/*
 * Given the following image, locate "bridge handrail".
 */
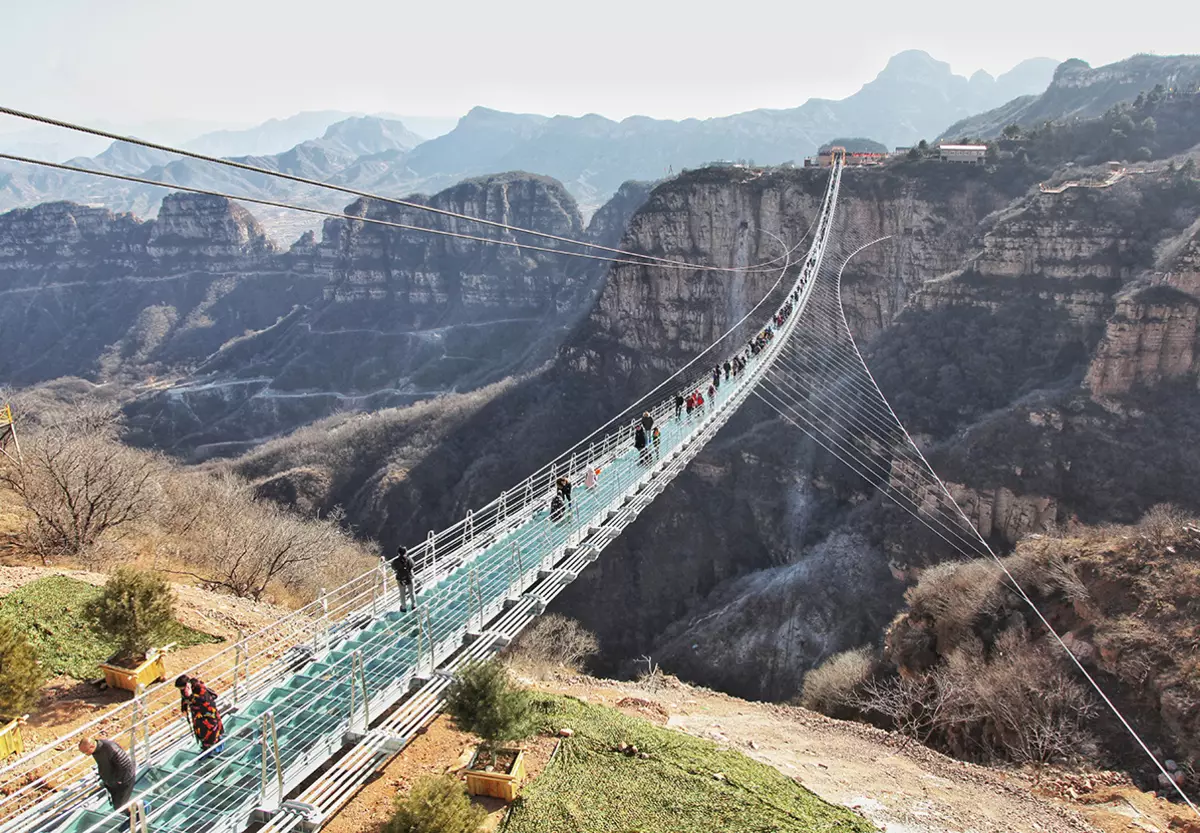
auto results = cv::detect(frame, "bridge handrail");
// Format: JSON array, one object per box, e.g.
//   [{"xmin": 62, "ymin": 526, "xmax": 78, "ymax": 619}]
[{"xmin": 0, "ymin": 161, "xmax": 843, "ymax": 830}]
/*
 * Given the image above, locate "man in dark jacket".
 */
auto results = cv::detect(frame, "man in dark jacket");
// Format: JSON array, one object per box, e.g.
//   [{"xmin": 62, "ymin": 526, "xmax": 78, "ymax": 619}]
[
  {"xmin": 80, "ymin": 736, "xmax": 135, "ymax": 811},
  {"xmin": 391, "ymin": 546, "xmax": 417, "ymax": 611}
]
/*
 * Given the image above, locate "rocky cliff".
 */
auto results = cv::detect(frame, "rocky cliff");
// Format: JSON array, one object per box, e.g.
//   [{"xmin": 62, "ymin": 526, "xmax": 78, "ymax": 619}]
[{"xmin": 0, "ymin": 175, "xmax": 653, "ymax": 456}]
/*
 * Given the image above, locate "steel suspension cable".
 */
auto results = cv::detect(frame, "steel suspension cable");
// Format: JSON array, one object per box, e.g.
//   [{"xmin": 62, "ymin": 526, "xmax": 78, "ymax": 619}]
[
  {"xmin": 0, "ymin": 105, "xmax": 785, "ymax": 274},
  {"xmin": 0, "ymin": 152, "xmax": 760, "ymax": 272},
  {"xmin": 760, "ymin": 233, "xmax": 1199, "ymax": 813}
]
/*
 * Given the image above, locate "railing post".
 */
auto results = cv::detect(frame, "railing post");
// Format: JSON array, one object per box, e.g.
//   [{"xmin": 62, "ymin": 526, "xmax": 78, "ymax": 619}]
[
  {"xmin": 128, "ymin": 686, "xmax": 142, "ymax": 771},
  {"xmin": 470, "ymin": 566, "xmax": 483, "ymax": 632},
  {"xmin": 233, "ymin": 630, "xmax": 245, "ymax": 705},
  {"xmin": 416, "ymin": 607, "xmax": 428, "ymax": 676},
  {"xmin": 465, "ymin": 509, "xmax": 474, "ymax": 545},
  {"xmin": 351, "ymin": 650, "xmax": 370, "ymax": 730},
  {"xmin": 426, "ymin": 529, "xmax": 436, "ymax": 576},
  {"xmin": 499, "ymin": 490, "xmax": 507, "ymax": 523},
  {"xmin": 319, "ymin": 588, "xmax": 329, "ymax": 654}
]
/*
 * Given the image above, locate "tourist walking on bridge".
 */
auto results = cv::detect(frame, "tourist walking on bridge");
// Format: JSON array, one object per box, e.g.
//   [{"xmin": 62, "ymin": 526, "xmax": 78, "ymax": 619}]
[
  {"xmin": 176, "ymin": 676, "xmax": 224, "ymax": 755},
  {"xmin": 641, "ymin": 410, "xmax": 654, "ymax": 433},
  {"xmin": 80, "ymin": 736, "xmax": 135, "ymax": 814},
  {"xmin": 674, "ymin": 393, "xmax": 684, "ymax": 419},
  {"xmin": 391, "ymin": 546, "xmax": 418, "ymax": 611},
  {"xmin": 634, "ymin": 423, "xmax": 649, "ymax": 465}
]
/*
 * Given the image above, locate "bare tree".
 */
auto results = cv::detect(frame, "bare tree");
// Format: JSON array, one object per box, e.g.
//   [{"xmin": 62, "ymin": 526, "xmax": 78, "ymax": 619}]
[
  {"xmin": 171, "ymin": 476, "xmax": 349, "ymax": 600},
  {"xmin": 0, "ymin": 433, "xmax": 158, "ymax": 562},
  {"xmin": 855, "ymin": 672, "xmax": 954, "ymax": 749},
  {"xmin": 508, "ymin": 614, "xmax": 599, "ymax": 674},
  {"xmin": 971, "ymin": 639, "xmax": 1098, "ymax": 778}
]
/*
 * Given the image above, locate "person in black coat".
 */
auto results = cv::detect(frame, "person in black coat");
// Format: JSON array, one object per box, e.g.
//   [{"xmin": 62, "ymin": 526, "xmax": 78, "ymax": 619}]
[
  {"xmin": 390, "ymin": 546, "xmax": 417, "ymax": 611},
  {"xmin": 80, "ymin": 737, "xmax": 135, "ymax": 811}
]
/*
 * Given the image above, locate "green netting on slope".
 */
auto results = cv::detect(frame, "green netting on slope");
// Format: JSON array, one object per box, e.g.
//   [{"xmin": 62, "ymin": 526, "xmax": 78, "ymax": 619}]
[{"xmin": 501, "ymin": 696, "xmax": 876, "ymax": 833}]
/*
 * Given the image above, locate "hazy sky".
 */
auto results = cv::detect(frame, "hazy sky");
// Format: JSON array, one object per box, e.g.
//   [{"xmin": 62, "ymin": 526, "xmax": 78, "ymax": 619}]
[{"xmin": 1, "ymin": 0, "xmax": 1196, "ymax": 129}]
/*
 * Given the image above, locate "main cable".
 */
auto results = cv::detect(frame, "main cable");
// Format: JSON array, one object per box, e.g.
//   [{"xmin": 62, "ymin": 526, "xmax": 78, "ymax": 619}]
[
  {"xmin": 0, "ymin": 152, "xmax": 759, "ymax": 272},
  {"xmin": 0, "ymin": 105, "xmax": 783, "ymax": 274},
  {"xmin": 757, "ymin": 234, "xmax": 1199, "ymax": 814}
]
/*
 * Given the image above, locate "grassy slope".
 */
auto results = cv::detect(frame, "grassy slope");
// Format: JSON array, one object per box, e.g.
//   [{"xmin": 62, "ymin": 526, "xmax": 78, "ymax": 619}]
[
  {"xmin": 0, "ymin": 576, "xmax": 220, "ymax": 679},
  {"xmin": 501, "ymin": 695, "xmax": 876, "ymax": 833}
]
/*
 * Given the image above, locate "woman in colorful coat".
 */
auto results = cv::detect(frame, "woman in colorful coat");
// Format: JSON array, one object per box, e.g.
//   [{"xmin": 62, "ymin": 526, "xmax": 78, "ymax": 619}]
[{"xmin": 175, "ymin": 675, "xmax": 224, "ymax": 753}]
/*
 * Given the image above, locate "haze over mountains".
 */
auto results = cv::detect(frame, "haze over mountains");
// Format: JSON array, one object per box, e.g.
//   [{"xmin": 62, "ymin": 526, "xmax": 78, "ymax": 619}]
[
  {"xmin": 0, "ymin": 50, "xmax": 1057, "ymax": 239},
  {"xmin": 942, "ymin": 53, "xmax": 1200, "ymax": 138}
]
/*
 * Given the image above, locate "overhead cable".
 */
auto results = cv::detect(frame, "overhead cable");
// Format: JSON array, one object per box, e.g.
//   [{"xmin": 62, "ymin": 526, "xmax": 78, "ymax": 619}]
[{"xmin": 0, "ymin": 105, "xmax": 784, "ymax": 274}]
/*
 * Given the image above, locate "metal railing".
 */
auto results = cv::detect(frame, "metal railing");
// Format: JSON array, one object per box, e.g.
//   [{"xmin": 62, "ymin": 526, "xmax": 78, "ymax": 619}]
[{"xmin": 3, "ymin": 160, "xmax": 844, "ymax": 833}]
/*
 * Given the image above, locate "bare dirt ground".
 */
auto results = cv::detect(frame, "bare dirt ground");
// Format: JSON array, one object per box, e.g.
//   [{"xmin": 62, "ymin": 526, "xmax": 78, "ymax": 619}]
[
  {"xmin": 329, "ymin": 667, "xmax": 1191, "ymax": 833},
  {"xmin": 320, "ymin": 714, "xmax": 559, "ymax": 833},
  {"xmin": 536, "ymin": 674, "xmax": 1199, "ymax": 833},
  {"xmin": 0, "ymin": 563, "xmax": 290, "ymax": 744}
]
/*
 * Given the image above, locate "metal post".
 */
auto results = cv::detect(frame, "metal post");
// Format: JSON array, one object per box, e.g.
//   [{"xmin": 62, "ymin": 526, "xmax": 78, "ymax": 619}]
[
  {"xmin": 509, "ymin": 542, "xmax": 520, "ymax": 599},
  {"xmin": 128, "ymin": 686, "xmax": 142, "ymax": 771},
  {"xmin": 416, "ymin": 608, "xmax": 427, "ymax": 676},
  {"xmin": 426, "ymin": 530, "xmax": 436, "ymax": 577},
  {"xmin": 465, "ymin": 509, "xmax": 474, "ymax": 545},
  {"xmin": 470, "ymin": 565, "xmax": 483, "ymax": 632},
  {"xmin": 319, "ymin": 588, "xmax": 329, "ymax": 653},
  {"xmin": 268, "ymin": 712, "xmax": 283, "ymax": 804},
  {"xmin": 234, "ymin": 630, "xmax": 245, "ymax": 705},
  {"xmin": 499, "ymin": 490, "xmax": 507, "ymax": 523},
  {"xmin": 351, "ymin": 651, "xmax": 369, "ymax": 729}
]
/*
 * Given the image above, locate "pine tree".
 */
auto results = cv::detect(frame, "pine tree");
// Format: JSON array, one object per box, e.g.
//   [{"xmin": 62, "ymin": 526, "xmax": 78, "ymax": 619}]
[
  {"xmin": 384, "ymin": 775, "xmax": 485, "ymax": 833},
  {"xmin": 84, "ymin": 568, "xmax": 176, "ymax": 665},
  {"xmin": 444, "ymin": 660, "xmax": 533, "ymax": 753},
  {"xmin": 0, "ymin": 620, "xmax": 43, "ymax": 721}
]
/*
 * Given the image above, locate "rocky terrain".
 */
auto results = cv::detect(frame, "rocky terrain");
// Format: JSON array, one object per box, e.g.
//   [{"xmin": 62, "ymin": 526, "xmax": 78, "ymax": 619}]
[{"xmin": 0, "ymin": 174, "xmax": 651, "ymax": 457}]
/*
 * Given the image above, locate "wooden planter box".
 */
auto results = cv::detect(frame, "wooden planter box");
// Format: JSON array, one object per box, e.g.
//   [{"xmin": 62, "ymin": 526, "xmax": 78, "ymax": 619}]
[
  {"xmin": 99, "ymin": 652, "xmax": 166, "ymax": 693},
  {"xmin": 464, "ymin": 747, "xmax": 525, "ymax": 802},
  {"xmin": 0, "ymin": 720, "xmax": 23, "ymax": 760}
]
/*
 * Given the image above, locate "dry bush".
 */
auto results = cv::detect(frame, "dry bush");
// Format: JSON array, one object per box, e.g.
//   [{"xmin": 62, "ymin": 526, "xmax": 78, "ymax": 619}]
[
  {"xmin": 162, "ymin": 473, "xmax": 363, "ymax": 601},
  {"xmin": 899, "ymin": 559, "xmax": 1005, "ymax": 656},
  {"xmin": 965, "ymin": 634, "xmax": 1098, "ymax": 773},
  {"xmin": 508, "ymin": 614, "xmax": 598, "ymax": 675},
  {"xmin": 854, "ymin": 673, "xmax": 947, "ymax": 748},
  {"xmin": 799, "ymin": 647, "xmax": 877, "ymax": 717},
  {"xmin": 1138, "ymin": 503, "xmax": 1192, "ymax": 548},
  {"xmin": 0, "ymin": 432, "xmax": 159, "ymax": 562}
]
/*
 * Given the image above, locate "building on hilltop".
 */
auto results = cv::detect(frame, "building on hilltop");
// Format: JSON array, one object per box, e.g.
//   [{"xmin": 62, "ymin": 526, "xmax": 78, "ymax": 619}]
[{"xmin": 937, "ymin": 143, "xmax": 987, "ymax": 164}]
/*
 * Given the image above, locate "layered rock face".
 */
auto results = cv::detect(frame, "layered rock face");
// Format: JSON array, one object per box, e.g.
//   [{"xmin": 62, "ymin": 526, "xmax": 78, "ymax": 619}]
[
  {"xmin": 549, "ymin": 164, "xmax": 1200, "ymax": 697},
  {"xmin": 0, "ymin": 175, "xmax": 652, "ymax": 455}
]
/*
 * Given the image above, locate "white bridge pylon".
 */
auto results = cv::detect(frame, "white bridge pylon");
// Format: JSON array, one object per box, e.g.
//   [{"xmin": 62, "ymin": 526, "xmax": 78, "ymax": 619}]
[{"xmin": 2, "ymin": 158, "xmax": 846, "ymax": 833}]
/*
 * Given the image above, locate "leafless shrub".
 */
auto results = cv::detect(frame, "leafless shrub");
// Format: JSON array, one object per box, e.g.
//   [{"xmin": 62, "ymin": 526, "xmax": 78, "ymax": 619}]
[
  {"xmin": 635, "ymin": 655, "xmax": 666, "ymax": 693},
  {"xmin": 1138, "ymin": 503, "xmax": 1192, "ymax": 548},
  {"xmin": 854, "ymin": 673, "xmax": 946, "ymax": 748},
  {"xmin": 0, "ymin": 432, "xmax": 158, "ymax": 562},
  {"xmin": 166, "ymin": 474, "xmax": 355, "ymax": 601},
  {"xmin": 968, "ymin": 634, "xmax": 1098, "ymax": 775},
  {"xmin": 799, "ymin": 647, "xmax": 877, "ymax": 716},
  {"xmin": 508, "ymin": 614, "xmax": 599, "ymax": 675},
  {"xmin": 900, "ymin": 560, "xmax": 1004, "ymax": 656}
]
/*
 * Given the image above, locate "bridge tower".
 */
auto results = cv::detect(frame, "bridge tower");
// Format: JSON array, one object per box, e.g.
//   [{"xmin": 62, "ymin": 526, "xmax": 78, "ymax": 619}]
[{"xmin": 0, "ymin": 404, "xmax": 20, "ymax": 463}]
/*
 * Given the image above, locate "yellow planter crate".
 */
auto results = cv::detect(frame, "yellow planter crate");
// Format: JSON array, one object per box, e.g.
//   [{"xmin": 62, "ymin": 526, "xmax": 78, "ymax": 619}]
[
  {"xmin": 99, "ymin": 652, "xmax": 166, "ymax": 693},
  {"xmin": 0, "ymin": 720, "xmax": 24, "ymax": 760},
  {"xmin": 464, "ymin": 747, "xmax": 526, "ymax": 802}
]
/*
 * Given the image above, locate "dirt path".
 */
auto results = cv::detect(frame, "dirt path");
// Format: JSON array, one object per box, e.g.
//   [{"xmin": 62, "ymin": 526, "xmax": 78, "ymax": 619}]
[{"xmin": 528, "ymin": 674, "xmax": 1098, "ymax": 833}]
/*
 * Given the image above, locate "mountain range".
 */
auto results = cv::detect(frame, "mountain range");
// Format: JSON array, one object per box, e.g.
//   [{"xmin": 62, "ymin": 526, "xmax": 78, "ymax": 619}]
[
  {"xmin": 0, "ymin": 50, "xmax": 1058, "ymax": 238},
  {"xmin": 942, "ymin": 53, "xmax": 1200, "ymax": 138}
]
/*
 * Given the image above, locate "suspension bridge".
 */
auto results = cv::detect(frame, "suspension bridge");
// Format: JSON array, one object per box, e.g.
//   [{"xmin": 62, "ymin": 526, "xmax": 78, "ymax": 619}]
[{"xmin": 0, "ymin": 113, "xmax": 1194, "ymax": 831}]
